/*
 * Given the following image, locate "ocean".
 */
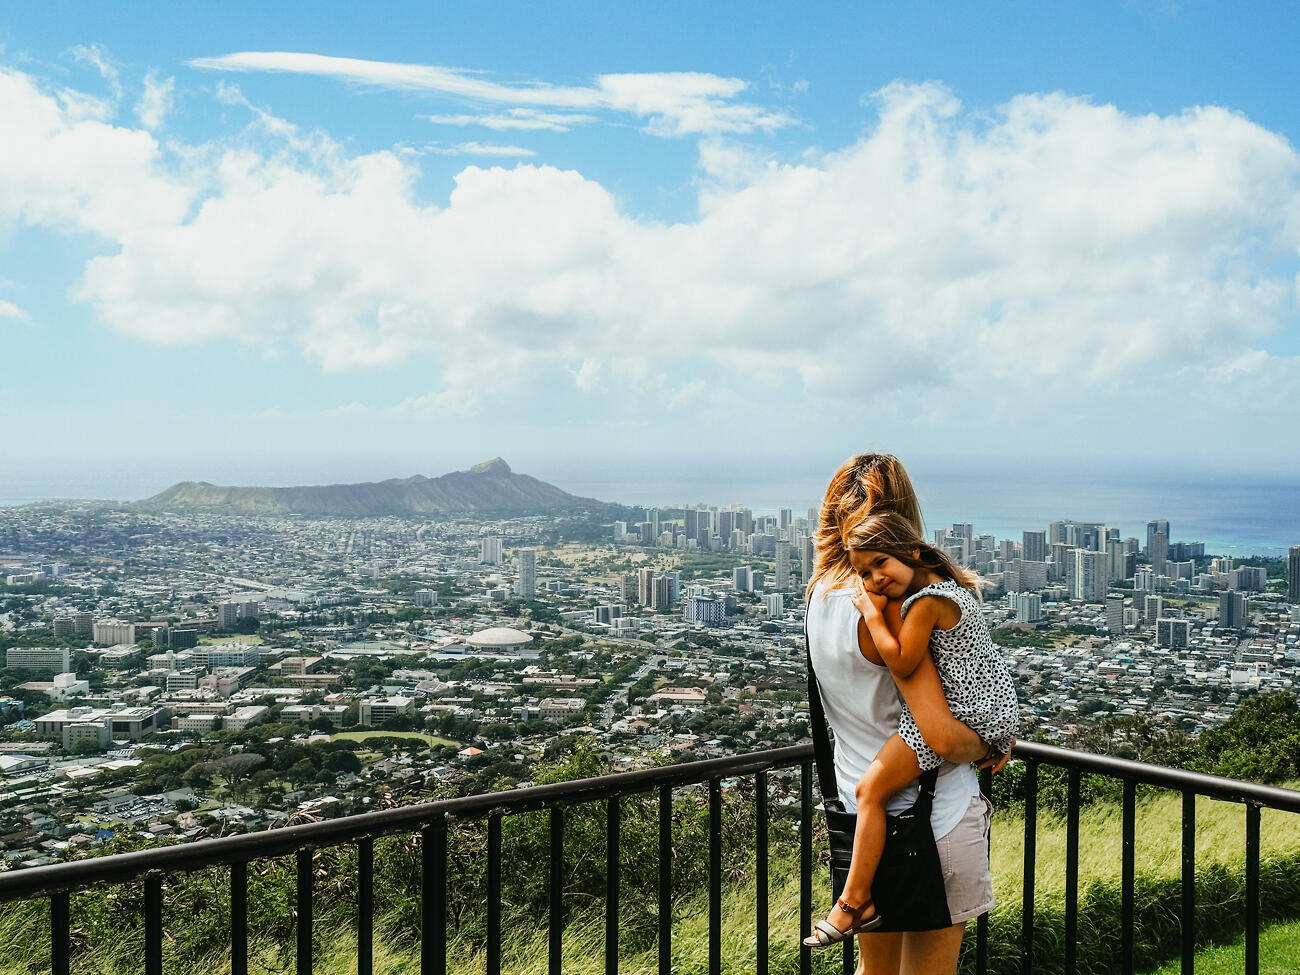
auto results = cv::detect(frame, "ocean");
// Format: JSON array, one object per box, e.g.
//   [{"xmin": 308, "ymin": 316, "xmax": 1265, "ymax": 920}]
[{"xmin": 3, "ymin": 463, "xmax": 1298, "ymax": 559}]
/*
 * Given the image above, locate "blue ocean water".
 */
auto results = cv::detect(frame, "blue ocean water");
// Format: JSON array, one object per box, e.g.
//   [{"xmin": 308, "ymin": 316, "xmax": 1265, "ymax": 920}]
[{"xmin": 3, "ymin": 463, "xmax": 1297, "ymax": 558}]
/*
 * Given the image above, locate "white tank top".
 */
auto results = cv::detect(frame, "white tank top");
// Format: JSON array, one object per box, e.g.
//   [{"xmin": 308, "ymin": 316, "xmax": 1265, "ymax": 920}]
[{"xmin": 807, "ymin": 581, "xmax": 978, "ymax": 839}]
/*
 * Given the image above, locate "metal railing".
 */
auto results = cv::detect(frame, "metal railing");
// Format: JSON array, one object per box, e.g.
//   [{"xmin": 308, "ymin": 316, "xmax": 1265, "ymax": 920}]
[{"xmin": 2, "ymin": 740, "xmax": 1299, "ymax": 975}]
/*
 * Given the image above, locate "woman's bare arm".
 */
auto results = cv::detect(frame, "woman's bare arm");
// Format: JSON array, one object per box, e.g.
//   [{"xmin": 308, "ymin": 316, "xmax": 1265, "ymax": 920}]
[{"xmin": 891, "ymin": 655, "xmax": 989, "ymax": 763}]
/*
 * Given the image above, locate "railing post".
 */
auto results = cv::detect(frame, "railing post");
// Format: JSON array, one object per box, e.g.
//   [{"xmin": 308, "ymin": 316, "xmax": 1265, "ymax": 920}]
[
  {"xmin": 51, "ymin": 892, "xmax": 69, "ymax": 975},
  {"xmin": 144, "ymin": 871, "xmax": 163, "ymax": 975},
  {"xmin": 422, "ymin": 818, "xmax": 446, "ymax": 975},
  {"xmin": 231, "ymin": 859, "xmax": 248, "ymax": 975},
  {"xmin": 1121, "ymin": 780, "xmax": 1136, "ymax": 975},
  {"xmin": 659, "ymin": 785, "xmax": 672, "ymax": 975},
  {"xmin": 709, "ymin": 779, "xmax": 721, "ymax": 975},
  {"xmin": 488, "ymin": 813, "xmax": 502, "ymax": 975},
  {"xmin": 550, "ymin": 806, "xmax": 565, "ymax": 975},
  {"xmin": 358, "ymin": 837, "xmax": 373, "ymax": 975},
  {"xmin": 978, "ymin": 765, "xmax": 992, "ymax": 975},
  {"xmin": 296, "ymin": 848, "xmax": 313, "ymax": 975},
  {"xmin": 607, "ymin": 796, "xmax": 621, "ymax": 975},
  {"xmin": 1065, "ymin": 769, "xmax": 1080, "ymax": 975},
  {"xmin": 1181, "ymin": 790, "xmax": 1195, "ymax": 974},
  {"xmin": 1022, "ymin": 761, "xmax": 1038, "ymax": 975},
  {"xmin": 800, "ymin": 760, "xmax": 813, "ymax": 975},
  {"xmin": 756, "ymin": 771, "xmax": 769, "ymax": 975},
  {"xmin": 1246, "ymin": 802, "xmax": 1260, "ymax": 975}
]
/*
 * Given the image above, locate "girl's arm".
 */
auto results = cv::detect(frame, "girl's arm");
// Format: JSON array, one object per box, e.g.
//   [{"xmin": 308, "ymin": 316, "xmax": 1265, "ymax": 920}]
[{"xmin": 851, "ymin": 581, "xmax": 941, "ymax": 679}]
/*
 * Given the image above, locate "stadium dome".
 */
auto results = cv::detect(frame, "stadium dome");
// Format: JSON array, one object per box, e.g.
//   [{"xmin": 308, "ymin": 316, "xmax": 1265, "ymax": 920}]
[{"xmin": 465, "ymin": 626, "xmax": 534, "ymax": 650}]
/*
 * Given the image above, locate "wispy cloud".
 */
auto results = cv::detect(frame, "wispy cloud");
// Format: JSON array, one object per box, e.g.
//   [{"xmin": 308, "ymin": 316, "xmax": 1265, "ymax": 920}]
[
  {"xmin": 0, "ymin": 299, "xmax": 32, "ymax": 326},
  {"xmin": 188, "ymin": 51, "xmax": 793, "ymax": 136},
  {"xmin": 422, "ymin": 108, "xmax": 597, "ymax": 132},
  {"xmin": 67, "ymin": 43, "xmax": 121, "ymax": 99},
  {"xmin": 136, "ymin": 71, "xmax": 174, "ymax": 129}
]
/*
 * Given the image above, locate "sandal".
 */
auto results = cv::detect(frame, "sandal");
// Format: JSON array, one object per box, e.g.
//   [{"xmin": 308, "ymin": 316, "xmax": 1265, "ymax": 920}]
[{"xmin": 802, "ymin": 896, "xmax": 883, "ymax": 947}]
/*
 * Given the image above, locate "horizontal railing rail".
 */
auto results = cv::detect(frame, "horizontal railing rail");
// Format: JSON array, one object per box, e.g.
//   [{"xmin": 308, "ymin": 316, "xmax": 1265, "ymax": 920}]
[{"xmin": 2, "ymin": 739, "xmax": 1298, "ymax": 975}]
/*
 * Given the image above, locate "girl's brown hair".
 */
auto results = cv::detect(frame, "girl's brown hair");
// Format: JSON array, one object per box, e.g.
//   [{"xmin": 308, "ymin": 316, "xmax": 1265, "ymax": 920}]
[
  {"xmin": 842, "ymin": 510, "xmax": 978, "ymax": 592},
  {"xmin": 809, "ymin": 453, "xmax": 924, "ymax": 594}
]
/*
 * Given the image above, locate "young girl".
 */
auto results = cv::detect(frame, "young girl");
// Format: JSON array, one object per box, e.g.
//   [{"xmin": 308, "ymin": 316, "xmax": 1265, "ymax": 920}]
[{"xmin": 805, "ymin": 509, "xmax": 1019, "ymax": 946}]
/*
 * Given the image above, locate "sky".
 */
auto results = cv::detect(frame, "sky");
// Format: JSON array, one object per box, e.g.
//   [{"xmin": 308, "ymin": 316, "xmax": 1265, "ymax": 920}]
[{"xmin": 3, "ymin": 1, "xmax": 1300, "ymax": 502}]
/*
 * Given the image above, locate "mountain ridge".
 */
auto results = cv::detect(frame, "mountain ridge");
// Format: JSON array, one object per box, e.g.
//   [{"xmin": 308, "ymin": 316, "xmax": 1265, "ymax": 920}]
[{"xmin": 140, "ymin": 459, "xmax": 622, "ymax": 518}]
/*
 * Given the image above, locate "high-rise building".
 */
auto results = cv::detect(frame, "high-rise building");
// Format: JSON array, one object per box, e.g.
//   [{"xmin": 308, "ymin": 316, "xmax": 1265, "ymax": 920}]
[
  {"xmin": 1022, "ymin": 531, "xmax": 1047, "ymax": 563},
  {"xmin": 217, "ymin": 602, "xmax": 242, "ymax": 630},
  {"xmin": 1071, "ymin": 550, "xmax": 1107, "ymax": 602},
  {"xmin": 92, "ymin": 620, "xmax": 136, "ymax": 646},
  {"xmin": 1219, "ymin": 591, "xmax": 1247, "ymax": 631},
  {"xmin": 1104, "ymin": 594, "xmax": 1125, "ymax": 636},
  {"xmin": 74, "ymin": 612, "xmax": 94, "ymax": 637},
  {"xmin": 481, "ymin": 537, "xmax": 503, "ymax": 565},
  {"xmin": 413, "ymin": 589, "xmax": 438, "ymax": 607},
  {"xmin": 1143, "ymin": 594, "xmax": 1164, "ymax": 623},
  {"xmin": 778, "ymin": 508, "xmax": 792, "ymax": 533},
  {"xmin": 732, "ymin": 566, "xmax": 753, "ymax": 593},
  {"xmin": 763, "ymin": 593, "xmax": 785, "ymax": 618},
  {"xmin": 775, "ymin": 541, "xmax": 790, "ymax": 590},
  {"xmin": 1290, "ymin": 546, "xmax": 1300, "ymax": 603},
  {"xmin": 951, "ymin": 523, "xmax": 973, "ymax": 541},
  {"xmin": 1147, "ymin": 519, "xmax": 1170, "ymax": 552},
  {"xmin": 637, "ymin": 567, "xmax": 656, "ymax": 605},
  {"xmin": 514, "ymin": 548, "xmax": 536, "ymax": 600},
  {"xmin": 619, "ymin": 573, "xmax": 638, "ymax": 604},
  {"xmin": 1156, "ymin": 618, "xmax": 1191, "ymax": 650},
  {"xmin": 683, "ymin": 596, "xmax": 726, "ymax": 626},
  {"xmin": 1014, "ymin": 592, "xmax": 1042, "ymax": 623},
  {"xmin": 613, "ymin": 522, "xmax": 627, "ymax": 542},
  {"xmin": 650, "ymin": 575, "xmax": 673, "ymax": 611},
  {"xmin": 52, "ymin": 616, "xmax": 75, "ymax": 638},
  {"xmin": 1106, "ymin": 539, "xmax": 1129, "ymax": 582},
  {"xmin": 1148, "ymin": 532, "xmax": 1169, "ymax": 576},
  {"xmin": 1228, "ymin": 566, "xmax": 1268, "ymax": 592}
]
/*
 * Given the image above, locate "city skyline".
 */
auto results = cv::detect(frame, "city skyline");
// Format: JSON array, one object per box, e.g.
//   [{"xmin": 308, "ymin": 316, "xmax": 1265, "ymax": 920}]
[{"xmin": 4, "ymin": 3, "xmax": 1300, "ymax": 487}]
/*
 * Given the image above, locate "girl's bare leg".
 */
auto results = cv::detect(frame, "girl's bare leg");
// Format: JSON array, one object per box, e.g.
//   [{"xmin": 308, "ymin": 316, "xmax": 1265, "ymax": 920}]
[
  {"xmin": 900, "ymin": 923, "xmax": 966, "ymax": 974},
  {"xmin": 823, "ymin": 734, "xmax": 922, "ymax": 932}
]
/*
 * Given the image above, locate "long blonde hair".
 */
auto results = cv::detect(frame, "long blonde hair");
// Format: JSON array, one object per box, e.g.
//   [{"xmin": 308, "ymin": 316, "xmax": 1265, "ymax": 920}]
[
  {"xmin": 841, "ymin": 510, "xmax": 978, "ymax": 592},
  {"xmin": 808, "ymin": 453, "xmax": 924, "ymax": 593}
]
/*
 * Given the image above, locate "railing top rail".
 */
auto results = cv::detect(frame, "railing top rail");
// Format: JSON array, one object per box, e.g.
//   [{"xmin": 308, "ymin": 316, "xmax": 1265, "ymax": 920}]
[
  {"xmin": 1013, "ymin": 740, "xmax": 1300, "ymax": 813},
  {"xmin": 0, "ymin": 744, "xmax": 814, "ymax": 900}
]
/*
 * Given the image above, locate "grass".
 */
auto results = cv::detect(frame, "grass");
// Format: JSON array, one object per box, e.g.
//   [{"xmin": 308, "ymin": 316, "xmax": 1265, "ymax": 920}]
[
  {"xmin": 329, "ymin": 730, "xmax": 460, "ymax": 748},
  {"xmin": 1141, "ymin": 917, "xmax": 1300, "ymax": 974}
]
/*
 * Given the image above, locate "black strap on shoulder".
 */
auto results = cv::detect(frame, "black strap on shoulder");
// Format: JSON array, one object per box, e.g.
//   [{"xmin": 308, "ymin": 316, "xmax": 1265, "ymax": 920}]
[
  {"xmin": 803, "ymin": 596, "xmax": 843, "ymax": 808},
  {"xmin": 805, "ymin": 590, "xmax": 940, "ymax": 812}
]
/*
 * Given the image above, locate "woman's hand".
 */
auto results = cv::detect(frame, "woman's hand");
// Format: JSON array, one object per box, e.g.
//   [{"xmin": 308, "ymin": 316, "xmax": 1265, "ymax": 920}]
[{"xmin": 975, "ymin": 739, "xmax": 1015, "ymax": 774}]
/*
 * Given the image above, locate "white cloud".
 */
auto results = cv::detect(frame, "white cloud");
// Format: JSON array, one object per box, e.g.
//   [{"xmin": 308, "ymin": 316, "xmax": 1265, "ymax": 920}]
[
  {"xmin": 423, "ymin": 109, "xmax": 597, "ymax": 132},
  {"xmin": 136, "ymin": 71, "xmax": 175, "ymax": 129},
  {"xmin": 4, "ymin": 62, "xmax": 1300, "ymax": 440},
  {"xmin": 67, "ymin": 43, "xmax": 121, "ymax": 99},
  {"xmin": 0, "ymin": 299, "xmax": 32, "ymax": 325},
  {"xmin": 451, "ymin": 142, "xmax": 537, "ymax": 157},
  {"xmin": 189, "ymin": 51, "xmax": 792, "ymax": 136}
]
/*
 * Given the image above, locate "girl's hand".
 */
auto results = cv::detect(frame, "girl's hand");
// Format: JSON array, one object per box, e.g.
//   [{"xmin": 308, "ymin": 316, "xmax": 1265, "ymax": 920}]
[{"xmin": 850, "ymin": 576, "xmax": 888, "ymax": 619}]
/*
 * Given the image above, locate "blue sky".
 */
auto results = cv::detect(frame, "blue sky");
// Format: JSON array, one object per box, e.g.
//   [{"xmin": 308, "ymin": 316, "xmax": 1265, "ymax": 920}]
[{"xmin": 3, "ymin": 1, "xmax": 1300, "ymax": 500}]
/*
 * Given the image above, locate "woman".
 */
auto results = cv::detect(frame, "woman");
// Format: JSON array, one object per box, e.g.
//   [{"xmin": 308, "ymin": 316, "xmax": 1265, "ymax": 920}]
[{"xmin": 805, "ymin": 453, "xmax": 1010, "ymax": 973}]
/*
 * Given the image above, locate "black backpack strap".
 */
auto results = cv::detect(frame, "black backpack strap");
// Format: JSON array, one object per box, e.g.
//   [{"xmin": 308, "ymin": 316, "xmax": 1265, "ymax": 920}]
[{"xmin": 804, "ymin": 594, "xmax": 842, "ymax": 808}]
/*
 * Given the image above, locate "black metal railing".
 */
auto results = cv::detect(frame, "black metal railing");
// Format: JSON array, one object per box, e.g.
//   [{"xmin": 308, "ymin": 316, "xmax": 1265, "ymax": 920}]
[{"xmin": 2, "ymin": 740, "xmax": 1300, "ymax": 975}]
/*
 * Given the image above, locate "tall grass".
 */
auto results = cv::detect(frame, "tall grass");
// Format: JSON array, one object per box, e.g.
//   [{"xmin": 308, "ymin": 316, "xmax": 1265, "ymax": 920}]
[{"xmin": 2, "ymin": 785, "xmax": 1299, "ymax": 975}]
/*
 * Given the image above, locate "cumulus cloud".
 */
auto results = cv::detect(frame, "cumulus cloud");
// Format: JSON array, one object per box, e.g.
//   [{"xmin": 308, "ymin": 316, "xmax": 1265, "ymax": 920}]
[
  {"xmin": 4, "ymin": 61, "xmax": 1300, "ymax": 434},
  {"xmin": 189, "ymin": 51, "xmax": 792, "ymax": 136}
]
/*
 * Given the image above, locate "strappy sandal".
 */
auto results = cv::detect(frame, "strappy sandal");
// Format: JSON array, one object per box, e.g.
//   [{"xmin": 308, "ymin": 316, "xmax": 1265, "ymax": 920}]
[{"xmin": 802, "ymin": 896, "xmax": 883, "ymax": 947}]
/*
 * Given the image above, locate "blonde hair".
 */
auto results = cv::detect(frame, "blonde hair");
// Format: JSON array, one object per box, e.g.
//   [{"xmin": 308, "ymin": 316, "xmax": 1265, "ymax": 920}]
[
  {"xmin": 841, "ymin": 510, "xmax": 978, "ymax": 592},
  {"xmin": 808, "ymin": 453, "xmax": 924, "ymax": 593}
]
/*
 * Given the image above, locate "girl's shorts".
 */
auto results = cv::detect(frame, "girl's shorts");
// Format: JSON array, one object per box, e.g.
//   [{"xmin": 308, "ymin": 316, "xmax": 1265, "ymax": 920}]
[{"xmin": 938, "ymin": 792, "xmax": 995, "ymax": 924}]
